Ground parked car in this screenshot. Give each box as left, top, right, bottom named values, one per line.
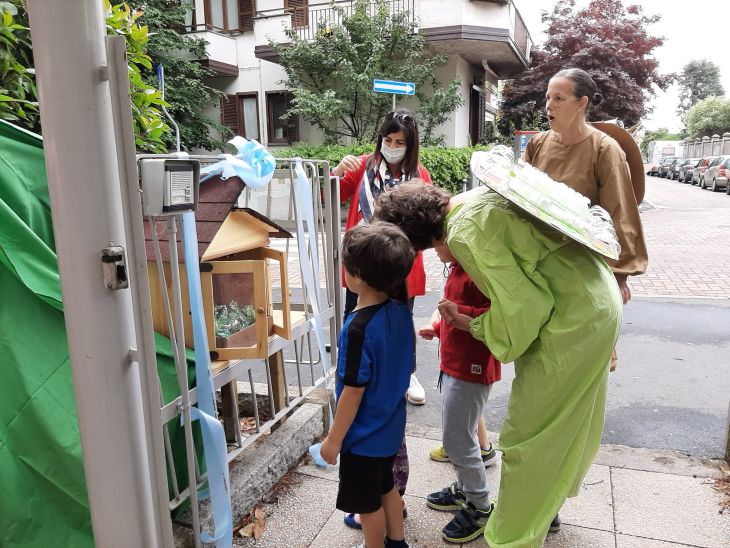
left=701, top=155, right=730, bottom=192
left=677, top=158, right=700, bottom=183
left=657, top=156, right=679, bottom=178
left=645, top=162, right=658, bottom=176
left=692, top=155, right=718, bottom=185
left=667, top=158, right=685, bottom=180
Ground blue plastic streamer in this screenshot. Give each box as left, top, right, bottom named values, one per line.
left=200, top=136, right=276, bottom=189
left=291, top=161, right=336, bottom=468
left=182, top=211, right=216, bottom=417
left=181, top=212, right=232, bottom=547
left=189, top=407, right=232, bottom=547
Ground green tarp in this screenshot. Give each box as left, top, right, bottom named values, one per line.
left=0, top=120, right=195, bottom=547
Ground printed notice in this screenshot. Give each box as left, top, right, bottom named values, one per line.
left=168, top=169, right=194, bottom=206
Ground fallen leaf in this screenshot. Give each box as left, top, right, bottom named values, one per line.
left=239, top=522, right=255, bottom=538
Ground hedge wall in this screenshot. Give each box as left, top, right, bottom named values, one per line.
left=272, top=143, right=490, bottom=195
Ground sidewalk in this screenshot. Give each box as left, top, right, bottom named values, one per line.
left=235, top=425, right=729, bottom=547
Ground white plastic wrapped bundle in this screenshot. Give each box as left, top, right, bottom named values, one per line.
left=470, top=146, right=621, bottom=260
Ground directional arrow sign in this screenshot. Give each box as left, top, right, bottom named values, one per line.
left=373, top=79, right=416, bottom=95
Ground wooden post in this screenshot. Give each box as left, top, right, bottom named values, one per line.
left=221, top=381, right=239, bottom=444
left=268, top=350, right=287, bottom=413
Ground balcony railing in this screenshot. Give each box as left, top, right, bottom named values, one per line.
left=512, top=5, right=530, bottom=61
left=293, top=0, right=416, bottom=42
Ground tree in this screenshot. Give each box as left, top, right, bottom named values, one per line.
left=498, top=0, right=673, bottom=139
left=130, top=0, right=226, bottom=150
left=0, top=1, right=39, bottom=131
left=676, top=60, right=724, bottom=120
left=685, top=96, right=730, bottom=139
left=271, top=0, right=462, bottom=144
left=639, top=127, right=679, bottom=158
left=2, top=0, right=171, bottom=152
left=105, top=1, right=170, bottom=152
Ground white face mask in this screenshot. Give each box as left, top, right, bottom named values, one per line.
left=381, top=143, right=407, bottom=164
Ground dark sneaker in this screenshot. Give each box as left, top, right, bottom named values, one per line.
left=442, top=501, right=493, bottom=544
left=481, top=443, right=499, bottom=468
left=384, top=538, right=409, bottom=548
left=549, top=514, right=561, bottom=533
left=427, top=482, right=468, bottom=511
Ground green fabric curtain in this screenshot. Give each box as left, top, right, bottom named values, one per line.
left=0, top=120, right=196, bottom=547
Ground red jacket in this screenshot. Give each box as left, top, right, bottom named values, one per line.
left=432, top=263, right=501, bottom=385
left=339, top=154, right=432, bottom=298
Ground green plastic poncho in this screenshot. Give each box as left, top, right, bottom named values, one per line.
left=446, top=191, right=622, bottom=548
left=0, top=120, right=196, bottom=547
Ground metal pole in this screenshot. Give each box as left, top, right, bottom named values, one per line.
left=392, top=93, right=396, bottom=110
left=25, top=2, right=166, bottom=546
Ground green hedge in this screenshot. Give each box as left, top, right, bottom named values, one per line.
left=272, top=143, right=490, bottom=195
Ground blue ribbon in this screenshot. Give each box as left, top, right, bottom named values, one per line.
left=292, top=161, right=336, bottom=469
left=189, top=408, right=232, bottom=548
left=181, top=212, right=232, bottom=547
left=200, top=136, right=276, bottom=189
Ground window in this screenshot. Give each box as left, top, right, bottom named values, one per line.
left=266, top=92, right=299, bottom=144
left=285, top=0, right=308, bottom=28
left=220, top=93, right=260, bottom=140
left=204, top=0, right=256, bottom=32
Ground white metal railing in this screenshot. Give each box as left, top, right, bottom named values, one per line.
left=150, top=157, right=342, bottom=543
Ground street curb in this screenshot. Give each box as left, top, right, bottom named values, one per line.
left=174, top=392, right=329, bottom=546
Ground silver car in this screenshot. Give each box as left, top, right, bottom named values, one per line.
left=693, top=156, right=718, bottom=185
left=700, top=155, right=730, bottom=191
left=676, top=158, right=698, bottom=183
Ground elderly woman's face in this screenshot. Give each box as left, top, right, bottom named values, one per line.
left=545, top=77, right=587, bottom=132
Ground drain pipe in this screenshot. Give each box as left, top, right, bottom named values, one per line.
left=25, top=2, right=171, bottom=546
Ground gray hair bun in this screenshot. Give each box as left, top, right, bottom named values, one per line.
left=593, top=93, right=604, bottom=105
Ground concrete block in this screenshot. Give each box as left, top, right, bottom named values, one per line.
left=595, top=444, right=725, bottom=478
left=175, top=402, right=325, bottom=537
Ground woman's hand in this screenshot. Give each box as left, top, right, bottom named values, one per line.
left=319, top=436, right=340, bottom=465
left=418, top=324, right=436, bottom=340
left=615, top=274, right=631, bottom=304
left=334, top=155, right=360, bottom=177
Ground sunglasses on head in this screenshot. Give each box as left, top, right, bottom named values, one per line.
left=385, top=112, right=415, bottom=126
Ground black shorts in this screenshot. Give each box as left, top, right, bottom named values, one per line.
left=336, top=451, right=397, bottom=514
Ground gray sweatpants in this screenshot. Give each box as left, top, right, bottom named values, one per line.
left=442, top=372, right=492, bottom=509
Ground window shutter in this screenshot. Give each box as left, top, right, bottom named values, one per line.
left=286, top=93, right=299, bottom=143
left=238, top=0, right=256, bottom=32
left=220, top=94, right=240, bottom=136
left=286, top=115, right=299, bottom=143
left=286, top=0, right=308, bottom=28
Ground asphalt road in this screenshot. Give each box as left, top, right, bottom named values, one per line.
left=407, top=293, right=730, bottom=460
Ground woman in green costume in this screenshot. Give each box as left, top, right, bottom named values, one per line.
left=375, top=182, right=622, bottom=547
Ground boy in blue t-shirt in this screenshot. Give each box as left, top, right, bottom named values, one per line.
left=320, top=221, right=416, bottom=548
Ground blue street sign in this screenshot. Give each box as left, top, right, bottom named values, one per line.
left=520, top=135, right=527, bottom=151
left=373, top=79, right=416, bottom=96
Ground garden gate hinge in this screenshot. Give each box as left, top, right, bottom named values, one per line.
left=101, top=245, right=129, bottom=290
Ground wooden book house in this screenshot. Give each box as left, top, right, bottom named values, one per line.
left=145, top=175, right=293, bottom=360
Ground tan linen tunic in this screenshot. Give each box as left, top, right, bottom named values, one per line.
left=524, top=128, right=648, bottom=276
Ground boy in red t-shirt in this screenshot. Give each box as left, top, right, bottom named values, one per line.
left=417, top=242, right=502, bottom=544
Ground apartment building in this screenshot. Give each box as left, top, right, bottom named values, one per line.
left=184, top=0, right=532, bottom=148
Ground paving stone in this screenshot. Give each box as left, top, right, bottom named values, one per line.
left=543, top=524, right=615, bottom=548
left=560, top=465, right=614, bottom=532
left=612, top=468, right=730, bottom=547
left=615, top=534, right=699, bottom=547
left=234, top=474, right=337, bottom=548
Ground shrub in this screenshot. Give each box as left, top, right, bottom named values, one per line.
left=273, top=143, right=490, bottom=195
